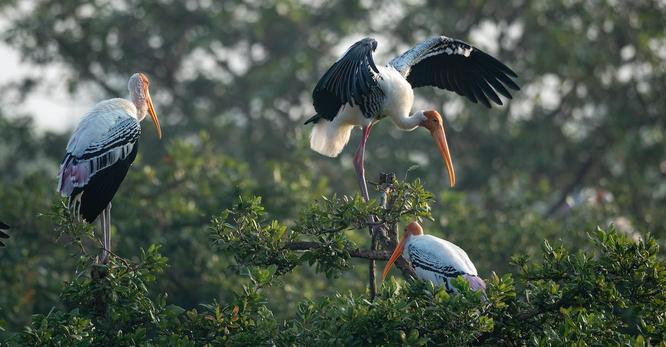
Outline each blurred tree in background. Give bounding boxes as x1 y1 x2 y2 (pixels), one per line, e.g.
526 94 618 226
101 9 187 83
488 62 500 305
0 0 664 342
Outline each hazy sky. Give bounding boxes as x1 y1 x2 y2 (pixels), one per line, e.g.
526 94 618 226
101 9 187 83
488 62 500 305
0 12 532 135
0 17 88 133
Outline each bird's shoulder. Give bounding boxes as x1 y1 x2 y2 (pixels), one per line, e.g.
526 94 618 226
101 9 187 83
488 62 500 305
408 235 477 275
90 98 137 117
66 99 140 156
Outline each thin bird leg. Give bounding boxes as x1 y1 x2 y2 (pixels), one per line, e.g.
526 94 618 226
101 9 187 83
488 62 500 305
104 203 112 263
354 124 381 299
353 123 374 202
353 124 380 226
99 209 107 264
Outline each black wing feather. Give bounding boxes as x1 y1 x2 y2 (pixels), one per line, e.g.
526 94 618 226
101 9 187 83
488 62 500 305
392 36 520 108
311 37 384 123
0 221 9 247
477 64 513 99
71 142 139 223
475 49 518 78
473 69 502 105
452 62 475 102
470 77 491 108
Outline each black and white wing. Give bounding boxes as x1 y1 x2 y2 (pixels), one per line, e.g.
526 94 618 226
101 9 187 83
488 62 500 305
0 221 9 247
390 36 520 108
407 235 485 292
308 37 385 123
57 116 141 221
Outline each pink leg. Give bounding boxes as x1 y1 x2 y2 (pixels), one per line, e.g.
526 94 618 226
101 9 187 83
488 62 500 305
353 124 374 202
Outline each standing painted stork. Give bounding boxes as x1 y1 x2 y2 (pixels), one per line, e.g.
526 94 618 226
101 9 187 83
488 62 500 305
0 221 10 247
306 36 519 200
382 221 485 293
57 73 161 263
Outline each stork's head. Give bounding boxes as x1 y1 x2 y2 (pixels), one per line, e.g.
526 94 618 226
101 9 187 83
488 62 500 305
128 72 162 139
418 110 455 188
381 222 424 282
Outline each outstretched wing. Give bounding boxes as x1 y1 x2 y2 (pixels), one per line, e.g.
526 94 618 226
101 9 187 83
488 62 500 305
311 37 385 122
390 36 520 108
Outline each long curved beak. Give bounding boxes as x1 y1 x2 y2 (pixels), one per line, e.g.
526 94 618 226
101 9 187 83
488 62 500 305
429 124 455 188
381 236 407 282
146 91 162 139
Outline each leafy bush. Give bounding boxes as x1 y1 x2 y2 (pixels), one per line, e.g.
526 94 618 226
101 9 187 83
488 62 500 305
4 183 665 345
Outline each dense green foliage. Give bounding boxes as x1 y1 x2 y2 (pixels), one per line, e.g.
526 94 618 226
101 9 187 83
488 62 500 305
4 198 666 345
0 0 664 345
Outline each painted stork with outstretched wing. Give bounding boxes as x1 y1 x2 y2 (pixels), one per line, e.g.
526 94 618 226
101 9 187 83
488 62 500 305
382 221 485 293
57 73 161 263
306 36 519 200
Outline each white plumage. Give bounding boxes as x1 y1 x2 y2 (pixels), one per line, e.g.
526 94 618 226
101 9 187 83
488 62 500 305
56 72 161 264
307 36 519 152
63 99 138 156
309 109 357 158
57 99 140 197
382 222 485 293
308 65 416 158
307 35 521 200
403 234 484 292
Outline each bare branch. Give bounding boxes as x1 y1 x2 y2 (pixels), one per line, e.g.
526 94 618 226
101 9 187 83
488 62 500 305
282 241 392 260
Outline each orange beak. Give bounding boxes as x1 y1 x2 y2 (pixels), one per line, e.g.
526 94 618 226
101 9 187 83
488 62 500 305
381 235 408 282
429 124 455 188
146 91 162 139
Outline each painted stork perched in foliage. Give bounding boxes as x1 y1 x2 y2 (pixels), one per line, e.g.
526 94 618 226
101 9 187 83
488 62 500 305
0 221 10 247
306 36 519 200
382 221 485 293
57 73 161 263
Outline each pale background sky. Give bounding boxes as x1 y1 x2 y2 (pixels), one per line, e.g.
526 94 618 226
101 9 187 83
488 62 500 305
0 16 90 133
0 24 501 135
0 43 87 133
0 9 551 136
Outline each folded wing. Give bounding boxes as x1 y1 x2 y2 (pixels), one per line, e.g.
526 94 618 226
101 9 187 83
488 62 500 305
57 117 141 197
407 235 483 292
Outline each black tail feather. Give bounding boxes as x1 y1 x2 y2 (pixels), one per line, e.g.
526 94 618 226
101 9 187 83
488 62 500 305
304 114 321 125
0 221 10 247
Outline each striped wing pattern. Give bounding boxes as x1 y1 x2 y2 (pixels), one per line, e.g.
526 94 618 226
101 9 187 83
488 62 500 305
311 37 385 122
406 235 485 292
57 117 141 198
390 36 520 108
0 221 9 247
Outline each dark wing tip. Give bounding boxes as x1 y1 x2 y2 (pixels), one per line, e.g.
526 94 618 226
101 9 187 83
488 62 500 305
469 49 520 101
478 94 492 108
474 49 520 83
304 114 320 125
502 63 518 78
0 221 9 243
358 37 378 51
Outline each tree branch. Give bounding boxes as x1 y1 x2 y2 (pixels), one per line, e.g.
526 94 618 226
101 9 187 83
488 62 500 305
282 241 391 260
